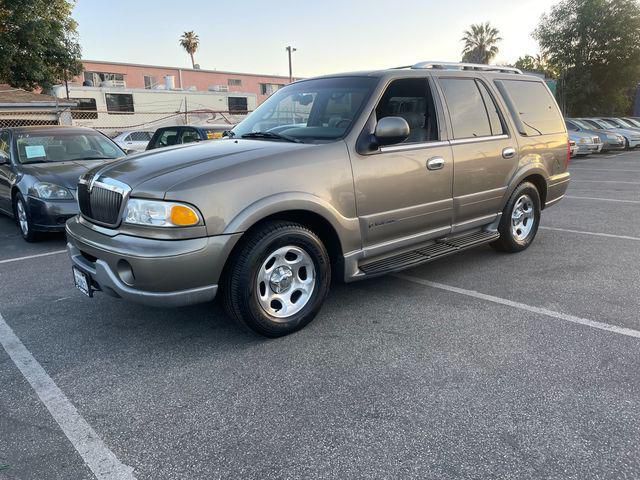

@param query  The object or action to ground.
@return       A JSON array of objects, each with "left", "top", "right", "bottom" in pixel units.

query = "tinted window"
[
  {"left": 0, "top": 131, "right": 10, "bottom": 158},
  {"left": 180, "top": 128, "right": 200, "bottom": 144},
  {"left": 376, "top": 78, "right": 439, "bottom": 143},
  {"left": 105, "top": 93, "right": 134, "bottom": 113},
  {"left": 499, "top": 80, "right": 563, "bottom": 136},
  {"left": 476, "top": 81, "right": 505, "bottom": 136},
  {"left": 440, "top": 78, "right": 492, "bottom": 139},
  {"left": 150, "top": 128, "right": 179, "bottom": 149},
  {"left": 71, "top": 98, "right": 98, "bottom": 119},
  {"left": 228, "top": 97, "right": 248, "bottom": 113}
]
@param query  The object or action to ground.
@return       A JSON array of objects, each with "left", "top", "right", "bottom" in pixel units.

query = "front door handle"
[
  {"left": 427, "top": 156, "right": 445, "bottom": 171},
  {"left": 502, "top": 147, "right": 516, "bottom": 159}
]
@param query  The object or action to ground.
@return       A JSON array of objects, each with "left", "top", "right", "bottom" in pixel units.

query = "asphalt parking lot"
[{"left": 1, "top": 151, "right": 640, "bottom": 480}]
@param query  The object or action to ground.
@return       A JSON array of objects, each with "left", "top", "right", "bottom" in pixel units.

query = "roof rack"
[{"left": 406, "top": 61, "right": 522, "bottom": 75}]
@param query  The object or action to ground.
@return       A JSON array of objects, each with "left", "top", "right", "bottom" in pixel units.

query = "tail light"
[{"left": 566, "top": 139, "right": 571, "bottom": 169}]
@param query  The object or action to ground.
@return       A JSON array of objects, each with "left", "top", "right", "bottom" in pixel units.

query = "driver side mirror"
[{"left": 374, "top": 117, "right": 410, "bottom": 146}]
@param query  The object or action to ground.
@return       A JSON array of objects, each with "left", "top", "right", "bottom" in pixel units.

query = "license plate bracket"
[{"left": 72, "top": 267, "right": 93, "bottom": 297}]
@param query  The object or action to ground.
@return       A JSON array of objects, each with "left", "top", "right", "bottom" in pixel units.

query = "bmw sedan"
[{"left": 0, "top": 126, "right": 124, "bottom": 241}]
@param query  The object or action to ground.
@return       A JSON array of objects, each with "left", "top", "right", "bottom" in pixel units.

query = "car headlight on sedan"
[
  {"left": 578, "top": 137, "right": 589, "bottom": 144},
  {"left": 123, "top": 199, "right": 201, "bottom": 227},
  {"left": 32, "top": 182, "right": 74, "bottom": 200}
]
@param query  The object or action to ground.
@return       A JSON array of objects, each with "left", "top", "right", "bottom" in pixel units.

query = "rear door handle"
[
  {"left": 502, "top": 147, "right": 516, "bottom": 159},
  {"left": 427, "top": 156, "right": 445, "bottom": 171}
]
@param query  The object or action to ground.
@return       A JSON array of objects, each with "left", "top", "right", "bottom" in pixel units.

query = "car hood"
[
  {"left": 609, "top": 128, "right": 640, "bottom": 138},
  {"left": 19, "top": 159, "right": 116, "bottom": 190},
  {"left": 90, "top": 139, "right": 318, "bottom": 198}
]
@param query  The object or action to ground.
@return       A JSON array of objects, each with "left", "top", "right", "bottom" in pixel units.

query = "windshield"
[
  {"left": 613, "top": 118, "right": 635, "bottom": 128},
  {"left": 572, "top": 119, "right": 594, "bottom": 130},
  {"left": 16, "top": 131, "right": 123, "bottom": 164},
  {"left": 598, "top": 119, "right": 618, "bottom": 128},
  {"left": 231, "top": 77, "right": 377, "bottom": 142},
  {"left": 624, "top": 118, "right": 640, "bottom": 127}
]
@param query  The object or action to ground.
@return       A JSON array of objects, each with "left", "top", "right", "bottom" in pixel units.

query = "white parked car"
[{"left": 111, "top": 130, "right": 154, "bottom": 153}]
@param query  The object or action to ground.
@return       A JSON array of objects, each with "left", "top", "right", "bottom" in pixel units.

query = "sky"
[{"left": 72, "top": 0, "right": 558, "bottom": 78}]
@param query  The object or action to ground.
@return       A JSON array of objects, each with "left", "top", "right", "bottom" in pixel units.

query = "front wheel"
[
  {"left": 491, "top": 182, "right": 541, "bottom": 253},
  {"left": 13, "top": 193, "right": 38, "bottom": 242},
  {"left": 222, "top": 221, "right": 331, "bottom": 337}
]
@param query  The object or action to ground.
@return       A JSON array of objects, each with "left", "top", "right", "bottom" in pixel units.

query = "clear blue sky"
[{"left": 73, "top": 0, "right": 557, "bottom": 77}]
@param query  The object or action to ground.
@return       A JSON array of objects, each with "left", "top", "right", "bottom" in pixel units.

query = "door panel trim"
[
  {"left": 362, "top": 224, "right": 452, "bottom": 258},
  {"left": 449, "top": 134, "right": 509, "bottom": 145},
  {"left": 379, "top": 140, "right": 449, "bottom": 153}
]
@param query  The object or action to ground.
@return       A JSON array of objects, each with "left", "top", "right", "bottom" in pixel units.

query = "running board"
[{"left": 359, "top": 230, "right": 499, "bottom": 276}]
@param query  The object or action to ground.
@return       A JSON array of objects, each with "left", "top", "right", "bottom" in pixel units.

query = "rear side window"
[
  {"left": 498, "top": 80, "right": 563, "bottom": 136},
  {"left": 439, "top": 78, "right": 504, "bottom": 139}
]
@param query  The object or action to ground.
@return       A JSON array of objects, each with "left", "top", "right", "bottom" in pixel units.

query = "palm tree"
[
  {"left": 179, "top": 31, "right": 200, "bottom": 69},
  {"left": 461, "top": 22, "right": 502, "bottom": 64}
]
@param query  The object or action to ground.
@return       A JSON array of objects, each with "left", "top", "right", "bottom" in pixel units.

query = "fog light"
[{"left": 117, "top": 259, "right": 135, "bottom": 286}]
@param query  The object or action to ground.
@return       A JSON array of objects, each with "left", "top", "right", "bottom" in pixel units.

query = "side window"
[
  {"left": 439, "top": 78, "right": 492, "bottom": 139},
  {"left": 105, "top": 93, "right": 134, "bottom": 114},
  {"left": 375, "top": 78, "right": 439, "bottom": 143},
  {"left": 565, "top": 121, "right": 578, "bottom": 132},
  {"left": 124, "top": 134, "right": 133, "bottom": 142},
  {"left": 154, "top": 129, "right": 179, "bottom": 148},
  {"left": 498, "top": 80, "right": 564, "bottom": 136},
  {"left": 0, "top": 131, "right": 10, "bottom": 158},
  {"left": 476, "top": 80, "right": 505, "bottom": 136},
  {"left": 180, "top": 129, "right": 200, "bottom": 144}
]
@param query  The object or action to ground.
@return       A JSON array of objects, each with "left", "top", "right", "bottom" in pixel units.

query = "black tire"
[
  {"left": 491, "top": 182, "right": 541, "bottom": 253},
  {"left": 13, "top": 193, "right": 38, "bottom": 242},
  {"left": 625, "top": 138, "right": 630, "bottom": 150},
  {"left": 221, "top": 221, "right": 331, "bottom": 337}
]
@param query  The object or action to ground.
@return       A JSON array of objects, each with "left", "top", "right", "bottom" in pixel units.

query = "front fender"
[{"left": 223, "top": 192, "right": 362, "bottom": 254}]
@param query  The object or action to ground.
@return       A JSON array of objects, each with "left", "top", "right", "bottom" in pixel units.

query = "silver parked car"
[
  {"left": 567, "top": 130, "right": 602, "bottom": 155},
  {"left": 580, "top": 118, "right": 640, "bottom": 148},
  {"left": 565, "top": 118, "right": 625, "bottom": 151},
  {"left": 111, "top": 130, "right": 154, "bottom": 153}
]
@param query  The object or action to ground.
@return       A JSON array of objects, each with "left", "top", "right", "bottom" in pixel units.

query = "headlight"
[
  {"left": 578, "top": 138, "right": 589, "bottom": 143},
  {"left": 617, "top": 135, "right": 625, "bottom": 142},
  {"left": 123, "top": 199, "right": 201, "bottom": 227},
  {"left": 32, "top": 182, "right": 74, "bottom": 199}
]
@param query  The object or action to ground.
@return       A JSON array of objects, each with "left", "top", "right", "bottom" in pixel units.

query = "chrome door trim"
[
  {"left": 379, "top": 140, "right": 449, "bottom": 153},
  {"left": 449, "top": 134, "right": 509, "bottom": 146}
]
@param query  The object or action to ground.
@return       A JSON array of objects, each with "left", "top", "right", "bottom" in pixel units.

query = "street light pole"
[{"left": 286, "top": 46, "right": 297, "bottom": 83}]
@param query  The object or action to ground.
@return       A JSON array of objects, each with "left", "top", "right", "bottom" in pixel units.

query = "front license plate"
[{"left": 73, "top": 267, "right": 92, "bottom": 297}]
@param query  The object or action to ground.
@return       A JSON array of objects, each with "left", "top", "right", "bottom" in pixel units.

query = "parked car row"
[
  {"left": 111, "top": 124, "right": 231, "bottom": 153},
  {"left": 565, "top": 117, "right": 640, "bottom": 156}
]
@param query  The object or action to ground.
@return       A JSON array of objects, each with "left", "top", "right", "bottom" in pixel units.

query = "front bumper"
[
  {"left": 628, "top": 139, "right": 640, "bottom": 148},
  {"left": 575, "top": 143, "right": 602, "bottom": 155},
  {"left": 66, "top": 216, "right": 242, "bottom": 307},
  {"left": 602, "top": 139, "right": 626, "bottom": 151},
  {"left": 27, "top": 196, "right": 77, "bottom": 232}
]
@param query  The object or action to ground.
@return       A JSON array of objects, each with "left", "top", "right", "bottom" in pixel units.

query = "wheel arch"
[{"left": 506, "top": 167, "right": 548, "bottom": 209}]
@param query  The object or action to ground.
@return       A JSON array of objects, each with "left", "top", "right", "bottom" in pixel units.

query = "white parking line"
[
  {"left": 0, "top": 313, "right": 136, "bottom": 480},
  {"left": 394, "top": 274, "right": 640, "bottom": 339},
  {"left": 566, "top": 196, "right": 640, "bottom": 204},
  {"left": 571, "top": 180, "right": 640, "bottom": 185},
  {"left": 540, "top": 226, "right": 640, "bottom": 241},
  {"left": 0, "top": 250, "right": 66, "bottom": 265},
  {"left": 570, "top": 167, "right": 640, "bottom": 172}
]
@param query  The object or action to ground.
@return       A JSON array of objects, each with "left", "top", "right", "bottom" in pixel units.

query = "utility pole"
[{"left": 285, "top": 46, "right": 297, "bottom": 83}]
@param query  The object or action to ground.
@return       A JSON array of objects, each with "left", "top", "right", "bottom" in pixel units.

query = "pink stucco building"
[{"left": 74, "top": 60, "right": 295, "bottom": 104}]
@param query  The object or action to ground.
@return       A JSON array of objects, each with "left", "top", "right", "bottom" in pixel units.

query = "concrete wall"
[{"left": 74, "top": 61, "right": 294, "bottom": 104}]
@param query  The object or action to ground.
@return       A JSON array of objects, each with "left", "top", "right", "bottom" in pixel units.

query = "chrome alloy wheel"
[
  {"left": 256, "top": 245, "right": 316, "bottom": 319},
  {"left": 511, "top": 194, "right": 535, "bottom": 241},
  {"left": 16, "top": 200, "right": 29, "bottom": 236}
]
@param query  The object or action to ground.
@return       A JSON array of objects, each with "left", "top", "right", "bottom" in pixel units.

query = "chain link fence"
[{"left": 0, "top": 108, "right": 248, "bottom": 135}]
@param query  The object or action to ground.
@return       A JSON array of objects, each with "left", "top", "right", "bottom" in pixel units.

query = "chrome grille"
[
  {"left": 77, "top": 181, "right": 125, "bottom": 226},
  {"left": 593, "top": 136, "right": 601, "bottom": 144}
]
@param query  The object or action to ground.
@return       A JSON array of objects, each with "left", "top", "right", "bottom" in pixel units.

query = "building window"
[
  {"left": 144, "top": 75, "right": 157, "bottom": 89},
  {"left": 105, "top": 93, "right": 134, "bottom": 114},
  {"left": 228, "top": 79, "right": 242, "bottom": 86},
  {"left": 228, "top": 97, "right": 248, "bottom": 113},
  {"left": 260, "top": 83, "right": 285, "bottom": 96},
  {"left": 84, "top": 71, "right": 125, "bottom": 86},
  {"left": 71, "top": 98, "right": 98, "bottom": 119}
]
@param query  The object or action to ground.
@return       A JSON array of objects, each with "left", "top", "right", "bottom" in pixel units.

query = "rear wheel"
[
  {"left": 222, "top": 221, "right": 331, "bottom": 337},
  {"left": 491, "top": 182, "right": 541, "bottom": 253},
  {"left": 13, "top": 193, "right": 38, "bottom": 242}
]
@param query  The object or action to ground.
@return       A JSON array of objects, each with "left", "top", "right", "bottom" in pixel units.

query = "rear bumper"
[
  {"left": 27, "top": 196, "right": 77, "bottom": 232},
  {"left": 65, "top": 216, "right": 242, "bottom": 307},
  {"left": 546, "top": 172, "right": 571, "bottom": 209}
]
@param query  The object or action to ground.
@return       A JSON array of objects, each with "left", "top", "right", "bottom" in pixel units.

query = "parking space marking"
[
  {"left": 569, "top": 167, "right": 640, "bottom": 172},
  {"left": 0, "top": 250, "right": 66, "bottom": 265},
  {"left": 0, "top": 313, "right": 136, "bottom": 480},
  {"left": 571, "top": 180, "right": 640, "bottom": 185},
  {"left": 394, "top": 274, "right": 640, "bottom": 340},
  {"left": 540, "top": 226, "right": 640, "bottom": 241},
  {"left": 566, "top": 196, "right": 640, "bottom": 204}
]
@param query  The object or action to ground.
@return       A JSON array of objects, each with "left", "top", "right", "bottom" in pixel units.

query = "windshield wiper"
[{"left": 241, "top": 131, "right": 302, "bottom": 143}]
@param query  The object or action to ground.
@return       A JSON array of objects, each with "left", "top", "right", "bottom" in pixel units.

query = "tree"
[
  {"left": 179, "top": 31, "right": 200, "bottom": 69},
  {"left": 514, "top": 54, "right": 558, "bottom": 78},
  {"left": 0, "top": 0, "right": 82, "bottom": 91},
  {"left": 534, "top": 0, "right": 640, "bottom": 116},
  {"left": 461, "top": 22, "right": 502, "bottom": 64}
]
